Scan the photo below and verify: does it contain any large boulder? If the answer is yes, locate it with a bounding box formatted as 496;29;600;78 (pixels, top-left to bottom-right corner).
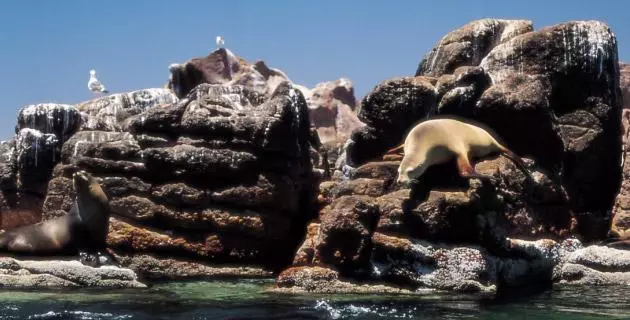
41;81;316;277
475;21;622;239
345;77;437;166
416;19;533;77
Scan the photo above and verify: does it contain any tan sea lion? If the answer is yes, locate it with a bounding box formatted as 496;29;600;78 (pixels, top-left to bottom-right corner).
395;118;532;184
0;170;113;264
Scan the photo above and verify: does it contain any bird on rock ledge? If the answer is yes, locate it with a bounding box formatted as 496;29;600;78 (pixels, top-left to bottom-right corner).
88;69;109;96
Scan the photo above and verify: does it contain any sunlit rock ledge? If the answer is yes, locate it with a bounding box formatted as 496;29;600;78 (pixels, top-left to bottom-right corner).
0;257;146;288
273;239;630;296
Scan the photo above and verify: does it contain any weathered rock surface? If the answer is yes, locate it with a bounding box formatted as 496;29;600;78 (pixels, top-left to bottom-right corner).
307;78;364;150
0;257;145;288
167;48;291;99
76;88;178;132
416;19;533;77
345;76;437;166
39;81;315;278
553;244;630;285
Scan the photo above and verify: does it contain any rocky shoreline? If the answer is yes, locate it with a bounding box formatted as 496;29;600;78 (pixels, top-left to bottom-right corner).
0;18;629;294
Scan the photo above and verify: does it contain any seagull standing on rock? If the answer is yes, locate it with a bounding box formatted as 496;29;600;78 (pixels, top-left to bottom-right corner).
216;36;225;48
88;69;109;96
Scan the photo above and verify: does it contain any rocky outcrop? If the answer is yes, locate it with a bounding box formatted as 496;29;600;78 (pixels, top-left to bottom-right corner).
0;257;145;288
279;19;624;295
40;81;315;278
306;78;364;149
345;19;622;241
167;48;291;99
476;22;621;240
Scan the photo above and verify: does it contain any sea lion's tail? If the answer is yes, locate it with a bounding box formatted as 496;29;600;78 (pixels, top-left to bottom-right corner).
497;146;534;181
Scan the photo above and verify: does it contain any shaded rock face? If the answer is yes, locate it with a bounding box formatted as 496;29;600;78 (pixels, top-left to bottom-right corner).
346;19;621;241
167;48;290;99
41;81;316;276
346;77;437;166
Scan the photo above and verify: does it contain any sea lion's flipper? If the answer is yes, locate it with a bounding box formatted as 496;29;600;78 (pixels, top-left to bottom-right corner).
457;154;495;182
604;240;630;250
386;143;405;155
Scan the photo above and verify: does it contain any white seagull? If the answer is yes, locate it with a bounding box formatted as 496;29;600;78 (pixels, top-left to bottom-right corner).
88;69;109;95
216;36;225;48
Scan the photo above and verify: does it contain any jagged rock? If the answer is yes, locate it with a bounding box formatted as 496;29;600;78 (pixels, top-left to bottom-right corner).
76;88;177;132
167;48;291;99
416;19;533;77
307;78;365;149
0;257;145;288
16;104;81;141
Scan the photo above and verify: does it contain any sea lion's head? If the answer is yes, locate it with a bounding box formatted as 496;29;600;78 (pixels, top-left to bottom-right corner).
396;157;424;186
72;170;100;194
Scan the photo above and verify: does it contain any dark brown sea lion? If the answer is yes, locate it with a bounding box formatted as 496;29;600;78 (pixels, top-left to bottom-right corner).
0;170;113;265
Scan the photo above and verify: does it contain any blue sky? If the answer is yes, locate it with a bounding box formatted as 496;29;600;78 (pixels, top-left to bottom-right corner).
0;0;628;139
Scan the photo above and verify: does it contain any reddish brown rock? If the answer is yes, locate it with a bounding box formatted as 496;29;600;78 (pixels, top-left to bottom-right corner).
313;196;380;274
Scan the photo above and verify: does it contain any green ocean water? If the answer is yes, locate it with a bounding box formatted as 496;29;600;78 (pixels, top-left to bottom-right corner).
0;279;628;319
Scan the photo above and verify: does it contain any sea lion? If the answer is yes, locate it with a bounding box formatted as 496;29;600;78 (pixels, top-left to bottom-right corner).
0;170;113;265
395;118;532;184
